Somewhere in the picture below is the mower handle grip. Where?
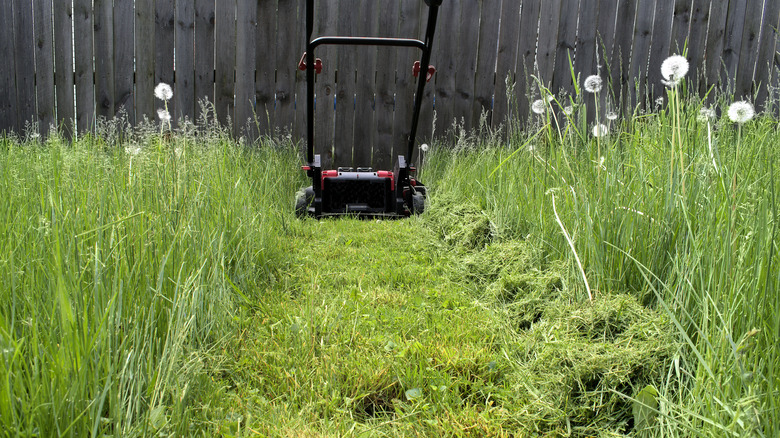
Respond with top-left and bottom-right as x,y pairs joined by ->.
425,0 -> 443,6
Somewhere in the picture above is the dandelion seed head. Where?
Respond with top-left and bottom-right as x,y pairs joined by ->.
420,143 -> 429,152
697,107 -> 716,123
531,99 -> 546,115
563,105 -> 574,116
545,95 -> 555,103
606,111 -> 618,121
157,109 -> 171,123
727,101 -> 755,124
584,75 -> 603,94
655,97 -> 665,108
154,83 -> 173,101
592,123 -> 608,138
660,55 -> 689,87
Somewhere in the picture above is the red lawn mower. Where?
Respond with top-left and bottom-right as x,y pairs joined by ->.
295,0 -> 442,218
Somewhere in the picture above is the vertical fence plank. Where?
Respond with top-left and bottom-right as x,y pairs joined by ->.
688,0 -> 710,94
454,0 -> 480,132
492,0 -> 521,130
722,0 -> 748,94
755,0 -> 780,110
353,1 -> 378,167
333,0 -> 358,165
13,0 -> 36,132
235,0 -> 257,138
175,0 -> 196,123
703,0 -> 729,94
471,0 -> 500,129
292,0 -> 307,144
734,1 -> 764,100
274,0 -> 297,135
54,0 -> 75,133
94,0 -> 114,119
552,0 -> 580,99
156,0 -> 176,122
596,0 -> 619,114
610,0 -> 637,112
312,0 -> 336,166
373,0 -> 400,169
255,0 -> 277,137
215,0 -> 236,127
114,0 -> 135,124
136,0 -> 156,123
515,0 -> 541,123
670,0 -> 692,54
74,0 -> 94,132
574,0 -> 598,84
628,0 -> 656,110
195,0 -> 216,114
431,0 -> 460,139
393,0 -> 422,161
0,0 -> 17,134
34,0 -> 55,134
646,0 -> 674,100
536,0 -> 562,91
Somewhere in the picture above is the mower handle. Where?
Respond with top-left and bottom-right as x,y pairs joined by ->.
425,0 -> 443,6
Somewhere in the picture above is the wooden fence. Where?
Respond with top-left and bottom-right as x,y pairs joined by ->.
1,0 -> 778,168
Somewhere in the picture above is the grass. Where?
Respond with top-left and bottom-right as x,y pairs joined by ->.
0,90 -> 777,436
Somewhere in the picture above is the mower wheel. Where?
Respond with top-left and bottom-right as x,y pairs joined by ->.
412,188 -> 426,215
295,186 -> 315,217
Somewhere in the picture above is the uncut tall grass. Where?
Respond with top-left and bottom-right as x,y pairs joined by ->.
423,96 -> 779,436
0,129 -> 300,435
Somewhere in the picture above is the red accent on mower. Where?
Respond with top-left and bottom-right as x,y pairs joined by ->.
295,0 -> 442,218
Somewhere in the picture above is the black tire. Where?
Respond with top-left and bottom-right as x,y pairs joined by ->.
412,186 -> 426,215
295,186 -> 315,217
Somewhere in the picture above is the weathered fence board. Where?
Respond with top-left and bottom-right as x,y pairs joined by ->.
0,1 -> 17,134
33,0 -> 55,133
492,0 -> 521,129
274,0 -> 297,134
175,0 -> 196,123
115,0 -> 135,125
73,0 -> 95,132
13,0 -> 36,132
432,0 -> 461,138
235,0 -> 258,137
352,1 -> 379,167
215,0 -> 236,127
471,0 -> 500,128
156,0 -> 176,122
255,0 -> 277,136
2,0 -> 779,156
735,1 -> 764,100
515,0 -> 542,122
374,0 -> 401,170
313,0 -> 337,166
195,0 -> 216,114
393,0 -> 423,160
755,0 -> 780,109
136,0 -> 156,122
333,0 -> 359,166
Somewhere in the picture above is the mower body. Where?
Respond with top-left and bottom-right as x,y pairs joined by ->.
296,0 -> 442,218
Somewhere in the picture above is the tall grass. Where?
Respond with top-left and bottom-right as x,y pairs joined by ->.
421,92 -> 779,436
0,127 -> 301,435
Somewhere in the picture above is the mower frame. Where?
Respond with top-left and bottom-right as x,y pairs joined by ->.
297,0 -> 442,218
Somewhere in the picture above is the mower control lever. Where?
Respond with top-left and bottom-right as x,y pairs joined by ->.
298,52 -> 323,74
413,61 -> 436,82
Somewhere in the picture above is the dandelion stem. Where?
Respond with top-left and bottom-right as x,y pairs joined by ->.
552,193 -> 593,301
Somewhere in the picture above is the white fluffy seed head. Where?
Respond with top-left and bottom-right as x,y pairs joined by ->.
592,123 -> 608,138
584,75 -> 603,94
606,111 -> 618,121
563,105 -> 574,116
727,101 -> 755,124
420,143 -> 429,152
661,55 -> 689,87
697,107 -> 716,123
531,99 -> 546,115
157,109 -> 171,122
154,83 -> 173,101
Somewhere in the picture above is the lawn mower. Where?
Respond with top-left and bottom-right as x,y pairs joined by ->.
295,0 -> 442,218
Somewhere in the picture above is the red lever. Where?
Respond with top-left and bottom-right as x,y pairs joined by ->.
298,53 -> 323,74
413,61 -> 436,82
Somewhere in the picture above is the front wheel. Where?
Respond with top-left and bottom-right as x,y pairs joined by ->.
295,186 -> 315,217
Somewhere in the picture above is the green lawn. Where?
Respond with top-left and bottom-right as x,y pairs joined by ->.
1,93 -> 778,436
